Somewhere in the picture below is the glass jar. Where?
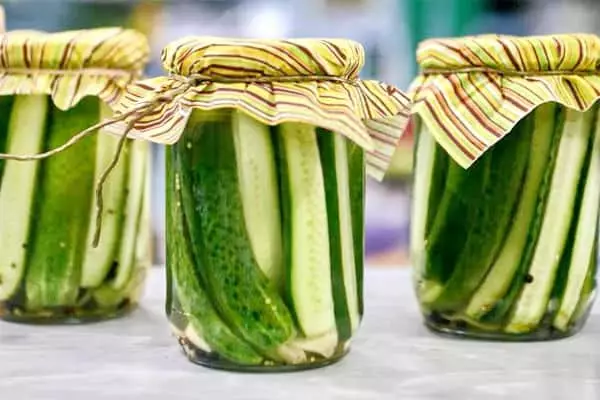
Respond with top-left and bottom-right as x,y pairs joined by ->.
166,109 -> 366,370
116,36 -> 408,370
410,34 -> 600,340
0,28 -> 150,323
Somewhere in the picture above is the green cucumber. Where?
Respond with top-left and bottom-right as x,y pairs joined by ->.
111,140 -> 148,290
167,148 -> 263,365
429,115 -> 532,312
465,104 -> 558,319
276,122 -> 337,342
25,97 -> 98,308
317,129 -> 360,341
0,95 -> 48,301
421,146 -> 492,303
177,110 -> 296,356
232,111 -> 283,288
553,109 -> 600,331
347,140 -> 365,318
411,122 -> 448,292
506,109 -> 595,334
80,102 -> 130,288
569,248 -> 597,327
0,95 -> 15,185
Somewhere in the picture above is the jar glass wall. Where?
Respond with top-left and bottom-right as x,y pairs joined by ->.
166,109 -> 365,371
0,95 -> 151,323
411,104 -> 599,340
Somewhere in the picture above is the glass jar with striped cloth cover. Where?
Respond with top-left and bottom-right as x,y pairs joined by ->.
0,27 -> 151,324
107,36 -> 410,371
409,33 -> 600,340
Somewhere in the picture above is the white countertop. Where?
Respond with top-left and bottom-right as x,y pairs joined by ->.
1,268 -> 599,400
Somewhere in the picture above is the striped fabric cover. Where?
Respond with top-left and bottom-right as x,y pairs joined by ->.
410,33 -> 600,168
0,27 -> 149,110
111,37 -> 411,179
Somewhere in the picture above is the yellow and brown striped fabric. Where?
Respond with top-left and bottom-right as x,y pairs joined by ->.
0,27 -> 149,110
111,37 -> 410,179
409,33 -> 600,167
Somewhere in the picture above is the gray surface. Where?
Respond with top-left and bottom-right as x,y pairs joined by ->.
1,268 -> 599,400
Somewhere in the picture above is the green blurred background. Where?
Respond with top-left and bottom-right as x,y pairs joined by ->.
3,0 -> 598,266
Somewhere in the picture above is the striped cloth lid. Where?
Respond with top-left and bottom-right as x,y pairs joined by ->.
111,36 -> 410,179
409,33 -> 600,168
0,27 -> 149,110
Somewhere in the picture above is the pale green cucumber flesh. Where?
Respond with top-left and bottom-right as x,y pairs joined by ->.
465,104 -> 558,319
506,109 -> 595,333
0,95 -> 48,301
81,102 -> 130,288
232,111 -> 283,289
411,123 -> 441,291
25,97 -> 99,309
553,111 -> 600,331
111,140 -> 148,290
278,123 -> 337,339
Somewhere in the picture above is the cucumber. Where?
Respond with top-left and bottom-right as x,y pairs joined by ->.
479,108 -> 565,325
317,128 -> 360,341
0,95 -> 15,185
276,122 -> 337,342
506,109 -> 596,334
465,104 -> 558,319
421,147 -> 492,303
167,148 -> 263,365
111,140 -> 148,290
80,102 -> 130,288
177,110 -> 296,356
25,97 -> 98,309
411,122 -> 448,291
553,109 -> 600,331
569,248 -> 597,327
0,95 -> 48,301
231,111 -> 283,288
347,140 -> 365,318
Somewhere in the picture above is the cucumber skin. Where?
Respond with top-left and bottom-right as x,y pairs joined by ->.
347,141 -> 365,319
480,108 -> 566,325
0,96 -> 15,185
166,148 -> 263,365
430,115 -> 532,311
25,97 -> 99,309
317,129 -> 352,342
177,112 -> 296,355
423,154 -> 490,285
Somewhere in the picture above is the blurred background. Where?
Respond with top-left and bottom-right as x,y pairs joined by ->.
3,0 -> 600,267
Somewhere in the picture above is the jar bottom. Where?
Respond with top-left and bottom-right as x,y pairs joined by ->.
0,300 -> 137,325
177,336 -> 350,373
423,310 -> 591,342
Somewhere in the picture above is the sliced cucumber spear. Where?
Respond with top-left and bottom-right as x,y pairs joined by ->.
111,139 -> 148,290
81,102 -> 129,288
277,123 -> 337,342
0,95 -> 48,301
167,148 -> 263,365
232,111 -> 283,288
465,104 -> 558,319
178,111 -> 296,357
506,109 -> 595,334
317,129 -> 360,340
25,97 -> 99,309
553,108 -> 600,331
